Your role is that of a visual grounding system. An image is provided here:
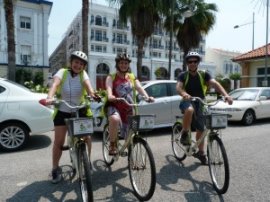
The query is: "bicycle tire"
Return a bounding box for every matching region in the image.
[78,143,94,202]
[171,122,187,161]
[128,136,156,201]
[102,124,114,166]
[207,133,230,194]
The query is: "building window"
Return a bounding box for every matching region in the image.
[20,16,31,29]
[95,16,102,26]
[95,45,103,52]
[20,45,31,65]
[95,30,102,41]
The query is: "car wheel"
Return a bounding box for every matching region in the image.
[241,110,255,126]
[0,122,30,152]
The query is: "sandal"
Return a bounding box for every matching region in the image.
[109,142,117,156]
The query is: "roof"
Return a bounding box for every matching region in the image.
[232,43,270,62]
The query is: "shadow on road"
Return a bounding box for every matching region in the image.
[6,165,81,202]
[91,159,139,201]
[157,154,225,202]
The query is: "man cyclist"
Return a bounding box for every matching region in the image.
[176,51,233,165]
[105,52,154,155]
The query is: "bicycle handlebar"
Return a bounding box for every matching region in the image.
[41,95,95,110]
[190,96,224,107]
[116,96,152,107]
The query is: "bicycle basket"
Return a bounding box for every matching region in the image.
[205,113,228,129]
[128,115,155,131]
[65,117,93,136]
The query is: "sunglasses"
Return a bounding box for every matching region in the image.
[187,60,198,64]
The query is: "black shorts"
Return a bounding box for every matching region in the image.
[53,109,88,126]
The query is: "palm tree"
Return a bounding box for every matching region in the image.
[107,0,160,80]
[178,0,217,71]
[82,0,89,57]
[163,0,217,71]
[4,0,16,81]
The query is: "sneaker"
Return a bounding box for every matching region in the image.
[180,131,190,146]
[51,167,62,184]
[193,151,208,165]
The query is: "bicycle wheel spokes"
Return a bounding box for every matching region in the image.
[171,123,186,161]
[102,125,114,166]
[78,144,93,202]
[128,137,156,201]
[207,134,230,194]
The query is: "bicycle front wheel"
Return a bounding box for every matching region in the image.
[78,143,93,202]
[207,133,230,194]
[102,124,114,166]
[128,136,156,201]
[171,122,187,161]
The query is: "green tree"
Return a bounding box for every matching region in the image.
[107,0,160,80]
[163,0,217,71]
[4,0,16,81]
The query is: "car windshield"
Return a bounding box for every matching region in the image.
[229,89,259,101]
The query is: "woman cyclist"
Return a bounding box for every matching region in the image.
[105,52,154,155]
[45,50,99,183]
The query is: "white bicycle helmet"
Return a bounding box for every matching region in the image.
[70,51,88,64]
[185,51,201,62]
[115,52,131,63]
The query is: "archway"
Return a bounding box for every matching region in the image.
[155,67,168,80]
[96,63,109,90]
[141,65,150,81]
[174,68,182,80]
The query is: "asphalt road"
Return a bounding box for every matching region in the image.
[1,119,270,202]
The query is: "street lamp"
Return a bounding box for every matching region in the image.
[233,12,255,50]
[168,1,195,80]
[263,0,269,87]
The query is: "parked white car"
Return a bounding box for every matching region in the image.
[210,87,270,125]
[91,80,182,133]
[0,78,54,151]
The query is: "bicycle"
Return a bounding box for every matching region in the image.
[102,97,156,201]
[43,97,94,202]
[171,96,230,194]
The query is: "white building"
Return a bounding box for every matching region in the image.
[0,0,52,79]
[50,3,216,90]
[205,48,242,77]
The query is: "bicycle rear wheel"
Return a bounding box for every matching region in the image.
[78,143,93,202]
[207,133,230,194]
[128,136,156,201]
[171,122,187,161]
[102,124,114,166]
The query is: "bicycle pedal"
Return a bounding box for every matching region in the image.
[120,151,128,157]
[61,145,70,150]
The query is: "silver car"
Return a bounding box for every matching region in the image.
[91,80,182,133]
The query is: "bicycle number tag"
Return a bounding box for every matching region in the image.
[72,118,93,135]
[139,115,155,130]
[206,114,227,129]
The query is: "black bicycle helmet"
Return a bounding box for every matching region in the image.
[185,51,201,62]
[115,52,131,63]
[70,50,88,64]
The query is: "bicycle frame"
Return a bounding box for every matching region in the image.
[102,97,157,201]
[174,117,218,156]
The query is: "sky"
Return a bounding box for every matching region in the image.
[48,0,269,55]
